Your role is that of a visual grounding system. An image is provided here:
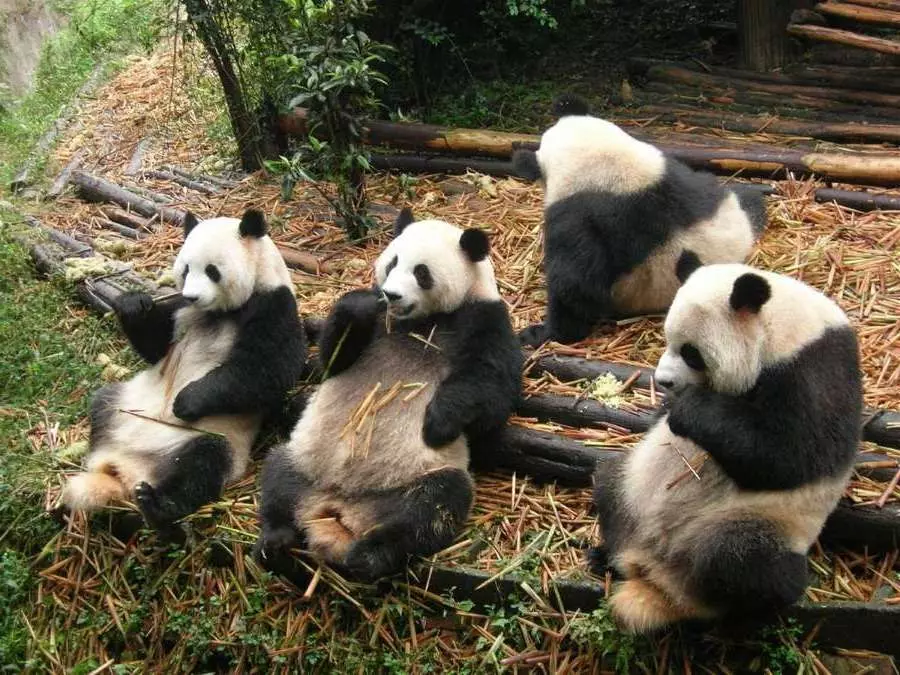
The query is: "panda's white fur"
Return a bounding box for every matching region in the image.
[62,211,304,527]
[514,99,767,346]
[592,264,863,633]
[258,211,522,580]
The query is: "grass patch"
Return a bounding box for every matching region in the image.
[0,0,168,189]
[0,219,131,552]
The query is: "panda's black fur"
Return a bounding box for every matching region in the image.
[514,95,767,347]
[589,264,863,633]
[256,210,522,581]
[62,210,307,530]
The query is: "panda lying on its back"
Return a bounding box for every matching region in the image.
[513,95,767,347]
[591,264,862,633]
[61,210,306,530]
[257,209,522,580]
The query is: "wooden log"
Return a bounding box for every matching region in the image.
[101,206,151,233]
[642,105,900,144]
[71,171,187,227]
[161,165,240,190]
[99,220,142,240]
[474,425,621,486]
[787,23,900,56]
[851,0,900,9]
[530,356,900,449]
[282,108,900,186]
[518,393,656,435]
[276,245,333,275]
[816,0,900,26]
[371,153,516,177]
[645,63,900,110]
[814,187,900,210]
[46,149,86,200]
[144,169,220,196]
[423,565,900,657]
[641,80,900,121]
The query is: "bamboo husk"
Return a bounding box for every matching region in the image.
[788,23,900,56]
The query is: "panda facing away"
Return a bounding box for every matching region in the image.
[590,264,863,633]
[61,209,307,530]
[513,95,767,347]
[256,209,522,581]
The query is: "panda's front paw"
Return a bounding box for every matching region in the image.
[254,526,300,564]
[518,323,550,348]
[423,401,462,448]
[335,289,381,324]
[114,291,154,319]
[666,385,707,439]
[343,535,403,582]
[173,383,206,422]
[134,481,177,530]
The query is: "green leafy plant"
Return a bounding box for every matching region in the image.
[269,0,390,241]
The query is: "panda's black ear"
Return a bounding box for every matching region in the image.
[676,250,702,284]
[183,212,199,237]
[552,93,590,117]
[460,228,489,262]
[512,149,542,182]
[239,209,268,238]
[730,272,771,314]
[394,207,414,236]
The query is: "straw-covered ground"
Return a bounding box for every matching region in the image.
[7,43,899,671]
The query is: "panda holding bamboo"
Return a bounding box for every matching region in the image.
[591,263,863,633]
[513,95,767,347]
[256,209,522,581]
[61,209,306,530]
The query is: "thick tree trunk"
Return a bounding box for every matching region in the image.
[183,0,262,171]
[738,0,797,71]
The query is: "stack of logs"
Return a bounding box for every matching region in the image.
[789,0,900,59]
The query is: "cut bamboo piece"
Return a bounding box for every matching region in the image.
[816,1,900,26]
[787,23,900,56]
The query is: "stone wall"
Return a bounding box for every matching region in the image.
[0,0,63,96]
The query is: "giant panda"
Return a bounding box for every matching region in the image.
[256,209,522,581]
[61,209,307,530]
[590,263,863,633]
[512,95,767,347]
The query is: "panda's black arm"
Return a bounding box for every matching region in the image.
[666,384,824,491]
[317,289,381,379]
[113,291,186,365]
[172,287,306,421]
[422,300,523,448]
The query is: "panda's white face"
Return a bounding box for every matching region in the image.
[537,115,666,204]
[655,264,769,397]
[374,219,499,321]
[173,214,291,313]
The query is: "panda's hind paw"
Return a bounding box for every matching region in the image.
[343,538,402,582]
[134,482,178,530]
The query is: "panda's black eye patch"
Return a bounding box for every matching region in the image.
[413,264,434,290]
[385,255,398,276]
[680,344,706,371]
[205,264,221,283]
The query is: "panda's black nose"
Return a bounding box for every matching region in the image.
[383,291,402,302]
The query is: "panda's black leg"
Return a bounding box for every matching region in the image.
[136,435,231,530]
[88,383,123,448]
[688,518,808,616]
[342,468,473,581]
[589,454,628,578]
[255,444,311,566]
[520,296,594,347]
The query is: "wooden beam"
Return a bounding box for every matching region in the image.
[816,0,900,26]
[787,23,900,56]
